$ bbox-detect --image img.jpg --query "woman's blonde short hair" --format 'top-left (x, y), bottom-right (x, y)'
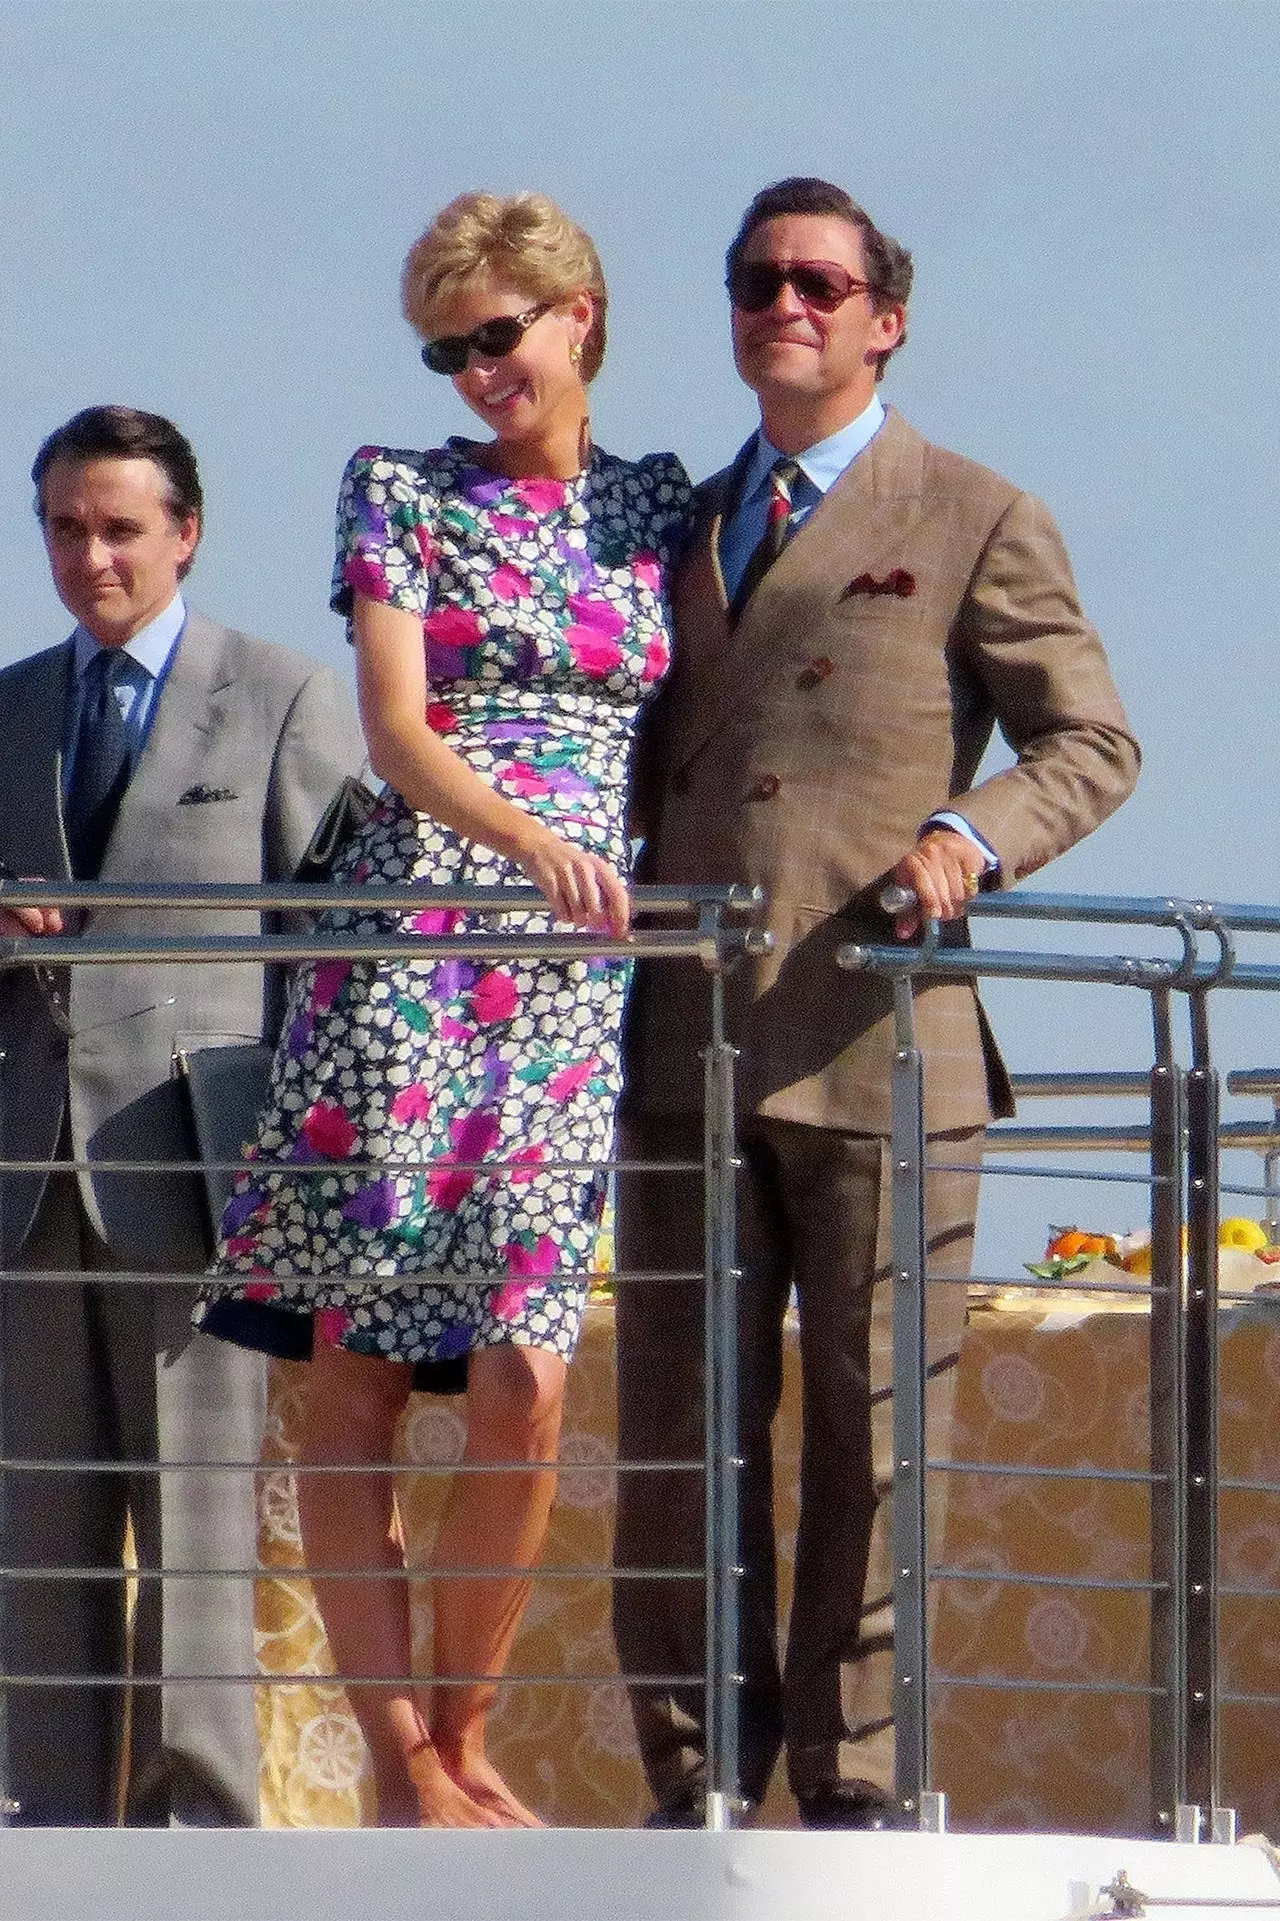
top-left (402, 191), bottom-right (608, 381)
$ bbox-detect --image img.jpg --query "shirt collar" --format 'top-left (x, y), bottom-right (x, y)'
top-left (72, 594), bottom-right (187, 681)
top-left (739, 394), bottom-right (886, 509)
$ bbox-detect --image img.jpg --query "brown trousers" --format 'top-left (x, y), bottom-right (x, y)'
top-left (613, 1111), bottom-right (981, 1807)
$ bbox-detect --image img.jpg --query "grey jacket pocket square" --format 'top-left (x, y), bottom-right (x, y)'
top-left (177, 784), bottom-right (239, 804)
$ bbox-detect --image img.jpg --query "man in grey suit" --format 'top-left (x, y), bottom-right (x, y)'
top-left (0, 405), bottom-right (364, 1824)
top-left (614, 179), bottom-right (1139, 1828)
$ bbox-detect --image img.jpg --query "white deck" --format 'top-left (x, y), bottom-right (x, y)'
top-left (3, 1827), bottom-right (1278, 1921)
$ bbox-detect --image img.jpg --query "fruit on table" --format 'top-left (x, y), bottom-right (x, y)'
top-left (1219, 1217), bottom-right (1270, 1252)
top-left (1045, 1227), bottom-right (1117, 1260)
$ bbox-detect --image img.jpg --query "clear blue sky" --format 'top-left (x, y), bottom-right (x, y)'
top-left (3, 0), bottom-right (1277, 1265)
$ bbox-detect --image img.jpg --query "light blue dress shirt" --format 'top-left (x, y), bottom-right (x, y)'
top-left (718, 396), bottom-right (886, 603)
top-left (717, 402), bottom-right (995, 874)
top-left (62, 594), bottom-right (186, 798)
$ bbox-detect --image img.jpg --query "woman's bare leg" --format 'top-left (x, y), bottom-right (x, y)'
top-left (428, 1343), bottom-right (568, 1826)
top-left (297, 1343), bottom-right (499, 1828)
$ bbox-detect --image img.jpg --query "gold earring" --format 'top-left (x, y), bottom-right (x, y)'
top-left (569, 341), bottom-right (584, 367)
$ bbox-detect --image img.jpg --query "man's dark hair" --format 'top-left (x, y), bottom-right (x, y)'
top-left (32, 406), bottom-right (204, 544)
top-left (726, 177), bottom-right (913, 375)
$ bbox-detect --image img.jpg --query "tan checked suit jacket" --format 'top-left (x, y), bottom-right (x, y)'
top-left (626, 408), bottom-right (1141, 1134)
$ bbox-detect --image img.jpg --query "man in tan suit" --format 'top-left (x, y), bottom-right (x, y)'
top-left (613, 178), bottom-right (1140, 1827)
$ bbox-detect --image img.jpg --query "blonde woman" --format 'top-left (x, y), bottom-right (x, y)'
top-left (199, 193), bottom-right (689, 1826)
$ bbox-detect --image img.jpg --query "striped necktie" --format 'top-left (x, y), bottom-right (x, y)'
top-left (65, 647), bottom-right (145, 876)
top-left (730, 456), bottom-right (802, 624)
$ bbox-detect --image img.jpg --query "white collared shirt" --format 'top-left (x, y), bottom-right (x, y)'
top-left (719, 396), bottom-right (886, 602)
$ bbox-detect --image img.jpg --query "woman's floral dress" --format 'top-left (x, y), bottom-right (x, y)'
top-left (197, 441), bottom-right (689, 1368)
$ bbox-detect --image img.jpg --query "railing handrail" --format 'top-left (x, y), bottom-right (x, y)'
top-left (0, 887), bottom-right (760, 1831)
top-left (0, 877), bottom-right (763, 915)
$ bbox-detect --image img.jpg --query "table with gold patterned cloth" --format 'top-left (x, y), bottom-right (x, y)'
top-left (253, 1294), bottom-right (1280, 1834)
top-left (930, 1291), bottom-right (1280, 1838)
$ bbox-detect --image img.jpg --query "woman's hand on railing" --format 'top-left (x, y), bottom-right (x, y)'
top-left (514, 827), bottom-right (631, 938)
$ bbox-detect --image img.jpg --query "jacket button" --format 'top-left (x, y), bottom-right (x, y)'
top-left (796, 655), bottom-right (834, 689)
top-left (747, 773), bottom-right (780, 801)
top-left (670, 767), bottom-right (690, 796)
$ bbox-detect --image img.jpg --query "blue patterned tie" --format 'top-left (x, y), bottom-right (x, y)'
top-left (66, 648), bottom-right (144, 876)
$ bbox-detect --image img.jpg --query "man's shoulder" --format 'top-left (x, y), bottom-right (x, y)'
top-left (881, 408), bottom-right (1023, 515)
top-left (182, 609), bottom-right (339, 694)
top-left (0, 637), bottom-right (71, 691)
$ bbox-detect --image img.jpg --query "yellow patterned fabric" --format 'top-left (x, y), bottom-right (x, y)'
top-left (254, 1296), bottom-right (1280, 1833)
top-left (931, 1295), bottom-right (1280, 1837)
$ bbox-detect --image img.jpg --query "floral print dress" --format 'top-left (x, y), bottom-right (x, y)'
top-left (197, 441), bottom-right (689, 1368)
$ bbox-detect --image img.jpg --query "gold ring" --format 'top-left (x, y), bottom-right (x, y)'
top-left (962, 870), bottom-right (979, 899)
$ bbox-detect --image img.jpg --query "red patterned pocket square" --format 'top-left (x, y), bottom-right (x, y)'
top-left (844, 568), bottom-right (916, 600)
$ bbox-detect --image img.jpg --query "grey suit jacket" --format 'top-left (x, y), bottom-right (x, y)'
top-left (626, 409), bottom-right (1141, 1135)
top-left (0, 609), bottom-right (365, 1277)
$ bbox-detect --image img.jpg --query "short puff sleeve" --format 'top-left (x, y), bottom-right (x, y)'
top-left (330, 447), bottom-right (438, 627)
top-left (635, 451), bottom-right (693, 571)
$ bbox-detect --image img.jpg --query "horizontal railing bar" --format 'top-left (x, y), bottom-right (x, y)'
top-left (986, 1125), bottom-right (1154, 1154)
top-left (0, 1156), bottom-right (705, 1179)
top-left (0, 1456), bottom-right (706, 1476)
top-left (1220, 1179), bottom-right (1280, 1202)
top-left (843, 939), bottom-right (1280, 995)
top-left (962, 1271), bottom-right (1159, 1297)
top-left (1010, 1071), bottom-right (1154, 1099)
top-left (0, 1268), bottom-right (702, 1291)
top-left (987, 1123), bottom-right (1280, 1157)
top-left (964, 1159), bottom-right (1166, 1185)
top-left (1227, 1069), bottom-right (1280, 1096)
top-left (0, 928), bottom-right (753, 970)
top-left (0, 879), bottom-right (764, 916)
top-left (14, 878), bottom-right (1280, 934)
top-left (840, 941), bottom-right (1189, 989)
top-left (0, 1670), bottom-right (708, 1689)
top-left (930, 1671), bottom-right (1162, 1697)
top-left (968, 1274), bottom-right (1155, 1300)
top-left (932, 1565), bottom-right (1159, 1593)
top-left (958, 1272), bottom-right (1164, 1296)
top-left (0, 1563), bottom-right (702, 1583)
top-left (935, 1459), bottom-right (1162, 1485)
top-left (1218, 1481), bottom-right (1280, 1497)
top-left (958, 890), bottom-right (1280, 935)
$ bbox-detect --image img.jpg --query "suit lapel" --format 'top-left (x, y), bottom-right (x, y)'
top-left (3, 642), bottom-right (77, 880)
top-left (99, 610), bottom-right (233, 879)
top-left (670, 409), bottom-right (927, 770)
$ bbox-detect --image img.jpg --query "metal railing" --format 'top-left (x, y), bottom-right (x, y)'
top-left (6, 876), bottom-right (1280, 1841)
top-left (0, 876), bottom-right (766, 1831)
top-left (840, 889), bottom-right (1280, 1841)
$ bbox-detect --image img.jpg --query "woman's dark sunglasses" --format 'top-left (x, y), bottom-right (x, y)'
top-left (421, 302), bottom-right (553, 376)
top-left (726, 259), bottom-right (872, 315)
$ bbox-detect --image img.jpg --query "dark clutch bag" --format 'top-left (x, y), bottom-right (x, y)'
top-left (294, 774), bottom-right (379, 883)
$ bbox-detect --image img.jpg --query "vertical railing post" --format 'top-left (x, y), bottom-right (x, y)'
top-left (0, 1042), bottom-right (12, 1825)
top-left (701, 916), bottom-right (741, 1831)
top-left (1148, 987), bottom-right (1188, 1834)
top-left (889, 967), bottom-right (929, 1822)
top-left (1184, 991), bottom-right (1222, 1826)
